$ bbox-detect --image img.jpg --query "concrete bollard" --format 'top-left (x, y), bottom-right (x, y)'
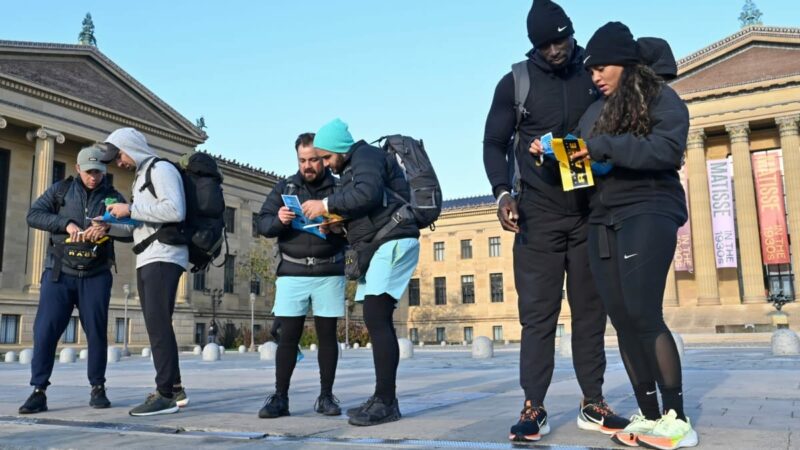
top-left (772, 329), bottom-right (800, 356)
top-left (472, 336), bottom-right (493, 359)
top-left (60, 348), bottom-right (77, 363)
top-left (504, 339), bottom-right (510, 346)
top-left (238, 345), bottom-right (247, 353)
top-left (19, 349), bottom-right (33, 365)
top-left (260, 342), bottom-right (278, 361)
top-left (440, 341), bottom-right (447, 346)
top-left (192, 345), bottom-right (202, 355)
top-left (309, 343), bottom-right (318, 352)
top-left (462, 340), bottom-right (468, 346)
top-left (107, 346), bottom-right (121, 363)
top-left (353, 343), bottom-right (360, 349)
top-left (398, 338), bottom-right (414, 359)
top-left (4, 351), bottom-right (17, 363)
top-left (559, 334), bottom-right (573, 358)
top-left (79, 349), bottom-right (89, 360)
top-left (142, 347), bottom-right (151, 358)
top-left (202, 343), bottom-right (221, 361)
top-left (220, 347), bottom-right (226, 355)
top-left (671, 331), bottom-right (685, 362)
top-left (366, 342), bottom-right (372, 349)
top-left (419, 341), bottom-right (425, 347)
top-left (339, 342), bottom-right (346, 350)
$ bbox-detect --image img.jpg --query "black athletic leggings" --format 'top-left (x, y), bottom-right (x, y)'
top-left (363, 293), bottom-right (399, 403)
top-left (588, 214), bottom-right (684, 419)
top-left (274, 316), bottom-right (339, 396)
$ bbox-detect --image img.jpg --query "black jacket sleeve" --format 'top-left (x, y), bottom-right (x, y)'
top-left (327, 150), bottom-right (385, 218)
top-left (26, 182), bottom-right (72, 233)
top-left (258, 179), bottom-right (290, 238)
top-left (483, 72), bottom-right (515, 198)
top-left (587, 88), bottom-right (689, 171)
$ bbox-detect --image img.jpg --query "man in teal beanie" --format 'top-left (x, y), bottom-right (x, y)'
top-left (302, 119), bottom-right (420, 427)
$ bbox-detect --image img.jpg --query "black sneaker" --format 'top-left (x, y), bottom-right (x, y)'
top-left (129, 392), bottom-right (179, 416)
top-left (90, 385), bottom-right (111, 409)
top-left (314, 393), bottom-right (341, 416)
top-left (258, 393), bottom-right (289, 419)
top-left (509, 401), bottom-right (550, 442)
top-left (346, 396), bottom-right (377, 418)
top-left (347, 396), bottom-right (401, 426)
top-left (174, 387), bottom-right (189, 407)
top-left (19, 388), bottom-right (47, 414)
top-left (577, 398), bottom-right (630, 435)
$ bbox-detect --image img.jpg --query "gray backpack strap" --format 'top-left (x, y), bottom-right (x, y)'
top-left (511, 61), bottom-right (530, 195)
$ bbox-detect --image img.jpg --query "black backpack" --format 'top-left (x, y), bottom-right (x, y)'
top-left (132, 152), bottom-right (227, 273)
top-left (509, 60), bottom-right (531, 195)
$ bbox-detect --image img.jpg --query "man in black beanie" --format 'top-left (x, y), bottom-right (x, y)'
top-left (483, 0), bottom-right (629, 442)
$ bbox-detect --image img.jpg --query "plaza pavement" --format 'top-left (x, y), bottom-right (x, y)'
top-left (0, 341), bottom-right (798, 449)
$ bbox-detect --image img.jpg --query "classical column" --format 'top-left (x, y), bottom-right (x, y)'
top-left (727, 123), bottom-right (765, 303)
top-left (177, 272), bottom-right (189, 304)
top-left (24, 128), bottom-right (64, 294)
top-left (776, 115), bottom-right (800, 298)
top-left (686, 129), bottom-right (720, 305)
top-left (663, 261), bottom-right (679, 307)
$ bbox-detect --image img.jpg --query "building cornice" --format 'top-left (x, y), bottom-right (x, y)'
top-left (677, 26), bottom-right (800, 72)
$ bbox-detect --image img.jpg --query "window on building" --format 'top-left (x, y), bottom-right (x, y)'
top-left (461, 275), bottom-right (475, 304)
top-left (408, 278), bottom-right (420, 306)
top-left (409, 328), bottom-right (419, 344)
top-left (460, 239), bottom-right (473, 259)
top-left (490, 273), bottom-right (504, 302)
top-left (463, 326), bottom-right (473, 344)
top-left (62, 317), bottom-right (78, 343)
top-left (224, 207), bottom-right (236, 234)
top-left (194, 268), bottom-right (207, 291)
top-left (434, 241), bottom-right (445, 261)
top-left (434, 277), bottom-right (447, 305)
top-left (224, 256), bottom-right (236, 293)
top-left (489, 237), bottom-right (501, 257)
top-left (252, 212), bottom-right (260, 237)
top-left (194, 323), bottom-right (206, 345)
top-left (493, 325), bottom-right (504, 342)
top-left (52, 161), bottom-right (66, 184)
top-left (767, 264), bottom-right (794, 299)
top-left (115, 318), bottom-right (127, 344)
top-left (0, 314), bottom-right (19, 344)
top-left (436, 327), bottom-right (446, 343)
top-left (556, 324), bottom-right (565, 338)
top-left (250, 275), bottom-right (261, 296)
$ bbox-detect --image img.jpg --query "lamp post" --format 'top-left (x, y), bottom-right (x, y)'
top-left (249, 292), bottom-right (256, 352)
top-left (203, 288), bottom-right (223, 343)
top-left (122, 284), bottom-right (130, 357)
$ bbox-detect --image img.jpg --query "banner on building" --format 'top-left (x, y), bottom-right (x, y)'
top-left (674, 167), bottom-right (694, 272)
top-left (706, 159), bottom-right (737, 268)
top-left (752, 152), bottom-right (790, 265)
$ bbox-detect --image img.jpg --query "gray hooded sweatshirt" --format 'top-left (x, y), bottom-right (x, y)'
top-left (105, 128), bottom-right (188, 270)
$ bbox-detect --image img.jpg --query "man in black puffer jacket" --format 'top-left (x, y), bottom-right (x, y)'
top-left (256, 132), bottom-right (348, 419)
top-left (20, 145), bottom-right (132, 415)
top-left (302, 118), bottom-right (420, 427)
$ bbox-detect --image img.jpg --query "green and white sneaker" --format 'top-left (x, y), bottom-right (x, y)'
top-left (129, 392), bottom-right (179, 417)
top-left (174, 387), bottom-right (189, 407)
top-left (611, 412), bottom-right (658, 447)
top-left (636, 410), bottom-right (698, 450)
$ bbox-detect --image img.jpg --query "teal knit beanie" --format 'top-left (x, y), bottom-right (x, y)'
top-left (313, 118), bottom-right (354, 154)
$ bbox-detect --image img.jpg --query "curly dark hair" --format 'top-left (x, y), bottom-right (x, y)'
top-left (591, 64), bottom-right (664, 137)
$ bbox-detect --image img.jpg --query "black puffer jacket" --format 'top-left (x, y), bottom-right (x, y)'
top-left (576, 85), bottom-right (689, 227)
top-left (27, 176), bottom-right (129, 277)
top-left (326, 141), bottom-right (419, 245)
top-left (257, 171), bottom-right (347, 277)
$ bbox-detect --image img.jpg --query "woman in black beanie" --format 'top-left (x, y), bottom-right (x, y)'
top-left (571, 22), bottom-right (697, 450)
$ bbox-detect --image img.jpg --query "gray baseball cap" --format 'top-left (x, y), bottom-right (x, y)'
top-left (77, 146), bottom-right (108, 173)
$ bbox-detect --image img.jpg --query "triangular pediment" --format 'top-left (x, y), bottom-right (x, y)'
top-left (0, 41), bottom-right (205, 144)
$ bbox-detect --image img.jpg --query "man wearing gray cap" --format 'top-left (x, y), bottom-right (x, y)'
top-left (19, 145), bottom-right (132, 415)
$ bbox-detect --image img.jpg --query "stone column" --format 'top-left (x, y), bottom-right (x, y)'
top-left (177, 272), bottom-right (189, 304)
top-left (663, 261), bottom-right (679, 307)
top-left (686, 129), bottom-right (720, 305)
top-left (776, 115), bottom-right (800, 298)
top-left (727, 123), bottom-right (765, 303)
top-left (24, 128), bottom-right (64, 294)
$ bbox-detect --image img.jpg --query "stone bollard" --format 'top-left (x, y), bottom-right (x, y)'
top-left (79, 349), bottom-right (89, 360)
top-left (366, 342), bottom-right (372, 349)
top-left (220, 347), bottom-right (226, 355)
top-left (309, 343), bottom-right (318, 352)
top-left (419, 341), bottom-right (425, 347)
top-left (107, 346), bottom-right (121, 363)
top-left (142, 347), bottom-right (151, 358)
top-left (260, 342), bottom-right (278, 361)
top-left (472, 336), bottom-right (493, 359)
top-left (559, 334), bottom-right (573, 358)
top-left (202, 343), bottom-right (221, 361)
top-left (339, 343), bottom-right (346, 350)
top-left (398, 338), bottom-right (414, 359)
top-left (353, 343), bottom-right (360, 349)
top-left (462, 340), bottom-right (468, 346)
top-left (19, 349), bottom-right (33, 365)
top-left (60, 348), bottom-right (77, 363)
top-left (504, 339), bottom-right (510, 346)
top-left (671, 331), bottom-right (685, 362)
top-left (238, 345), bottom-right (247, 353)
top-left (772, 329), bottom-right (800, 356)
top-left (4, 351), bottom-right (17, 363)
top-left (440, 341), bottom-right (447, 346)
top-left (192, 345), bottom-right (202, 355)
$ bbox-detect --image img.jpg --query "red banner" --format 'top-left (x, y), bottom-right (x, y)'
top-left (674, 168), bottom-right (694, 272)
top-left (752, 152), bottom-right (790, 265)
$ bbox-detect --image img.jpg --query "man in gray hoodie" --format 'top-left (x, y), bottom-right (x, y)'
top-left (102, 127), bottom-right (189, 416)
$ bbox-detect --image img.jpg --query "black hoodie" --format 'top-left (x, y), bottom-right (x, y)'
top-left (483, 44), bottom-right (600, 215)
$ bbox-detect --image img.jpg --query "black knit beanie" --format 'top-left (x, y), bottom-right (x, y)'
top-left (584, 22), bottom-right (640, 68)
top-left (526, 0), bottom-right (574, 48)
top-left (637, 37), bottom-right (678, 80)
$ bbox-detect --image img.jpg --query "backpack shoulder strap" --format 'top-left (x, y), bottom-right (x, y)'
top-left (139, 157), bottom-right (170, 198)
top-left (510, 61), bottom-right (531, 194)
top-left (53, 176), bottom-right (74, 214)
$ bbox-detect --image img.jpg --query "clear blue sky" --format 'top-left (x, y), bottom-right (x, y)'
top-left (2, 1), bottom-right (799, 198)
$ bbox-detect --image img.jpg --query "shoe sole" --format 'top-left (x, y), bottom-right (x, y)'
top-left (18, 406), bottom-right (48, 414)
top-left (176, 398), bottom-right (189, 407)
top-left (612, 432), bottom-right (641, 447)
top-left (347, 412), bottom-right (401, 426)
top-left (316, 409), bottom-right (342, 416)
top-left (129, 405), bottom-right (180, 417)
top-left (637, 430), bottom-right (699, 450)
top-left (258, 410), bottom-right (290, 419)
top-left (576, 415), bottom-right (621, 435)
top-left (508, 423), bottom-right (551, 442)
top-left (90, 403), bottom-right (111, 409)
